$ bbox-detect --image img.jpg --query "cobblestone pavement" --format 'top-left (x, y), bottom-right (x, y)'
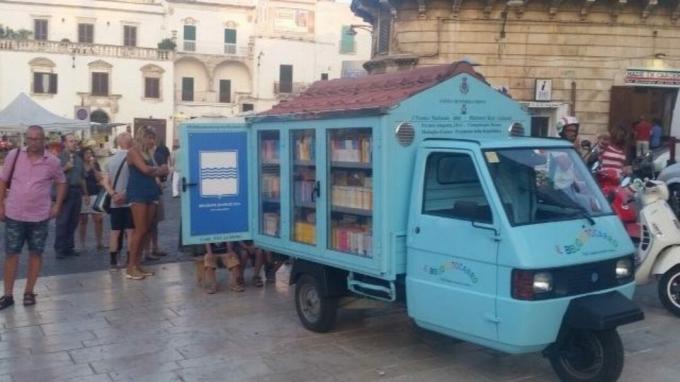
top-left (1, 192), bottom-right (188, 280)
top-left (0, 260), bottom-right (678, 382)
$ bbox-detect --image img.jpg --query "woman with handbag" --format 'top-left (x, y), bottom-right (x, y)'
top-left (78, 147), bottom-right (105, 251)
top-left (125, 127), bottom-right (169, 280)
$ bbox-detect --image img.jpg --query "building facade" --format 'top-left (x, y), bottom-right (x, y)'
top-left (351, 0), bottom-right (680, 139)
top-left (0, 0), bottom-right (174, 149)
top-left (0, 0), bottom-right (371, 149)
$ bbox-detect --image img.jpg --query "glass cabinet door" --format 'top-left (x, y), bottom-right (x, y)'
top-left (291, 130), bottom-right (316, 245)
top-left (328, 128), bottom-right (373, 257)
top-left (259, 131), bottom-right (280, 237)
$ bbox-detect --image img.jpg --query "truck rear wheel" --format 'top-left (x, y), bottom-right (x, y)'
top-left (658, 265), bottom-right (680, 317)
top-left (548, 329), bottom-right (623, 382)
top-left (295, 274), bottom-right (337, 333)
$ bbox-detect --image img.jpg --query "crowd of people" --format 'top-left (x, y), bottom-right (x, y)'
top-left (0, 127), bottom-right (176, 310)
top-left (0, 125), bottom-right (284, 311)
top-left (561, 114), bottom-right (668, 182)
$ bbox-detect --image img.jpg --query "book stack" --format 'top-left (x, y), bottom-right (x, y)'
top-left (294, 222), bottom-right (315, 244)
top-left (295, 134), bottom-right (314, 161)
top-left (330, 135), bottom-right (371, 163)
top-left (262, 174), bottom-right (280, 199)
top-left (294, 180), bottom-right (316, 204)
top-left (263, 213), bottom-right (279, 236)
top-left (331, 224), bottom-right (372, 257)
top-left (261, 139), bottom-right (279, 163)
top-left (332, 186), bottom-right (372, 210)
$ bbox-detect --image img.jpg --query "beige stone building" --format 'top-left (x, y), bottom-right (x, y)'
top-left (351, 0), bottom-right (680, 139)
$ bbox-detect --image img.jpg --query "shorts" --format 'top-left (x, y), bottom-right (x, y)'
top-left (110, 207), bottom-right (135, 231)
top-left (4, 217), bottom-right (49, 255)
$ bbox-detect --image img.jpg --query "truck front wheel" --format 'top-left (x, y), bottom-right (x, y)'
top-left (295, 274), bottom-right (337, 333)
top-left (548, 329), bottom-right (623, 382)
top-left (658, 265), bottom-right (680, 317)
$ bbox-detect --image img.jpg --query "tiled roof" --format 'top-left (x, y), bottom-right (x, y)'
top-left (259, 61), bottom-right (486, 119)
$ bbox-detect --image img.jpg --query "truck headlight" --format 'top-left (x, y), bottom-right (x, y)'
top-left (616, 258), bottom-right (633, 279)
top-left (533, 272), bottom-right (553, 293)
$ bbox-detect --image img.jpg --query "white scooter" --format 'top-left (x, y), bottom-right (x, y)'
top-left (631, 178), bottom-right (680, 317)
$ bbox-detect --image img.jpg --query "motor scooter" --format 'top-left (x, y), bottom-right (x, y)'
top-left (596, 168), bottom-right (639, 239)
top-left (630, 178), bottom-right (680, 317)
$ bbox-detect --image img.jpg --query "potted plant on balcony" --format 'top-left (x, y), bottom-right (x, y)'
top-left (0, 25), bottom-right (32, 40)
top-left (157, 38), bottom-right (176, 51)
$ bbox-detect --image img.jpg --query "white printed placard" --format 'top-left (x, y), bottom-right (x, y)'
top-left (200, 151), bottom-right (238, 198)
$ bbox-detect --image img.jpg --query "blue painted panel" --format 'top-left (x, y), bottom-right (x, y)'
top-left (180, 122), bottom-right (251, 245)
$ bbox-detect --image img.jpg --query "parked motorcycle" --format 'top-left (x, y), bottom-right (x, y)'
top-left (596, 168), bottom-right (640, 239)
top-left (630, 178), bottom-right (680, 317)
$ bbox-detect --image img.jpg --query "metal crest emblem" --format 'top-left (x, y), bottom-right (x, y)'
top-left (460, 77), bottom-right (470, 95)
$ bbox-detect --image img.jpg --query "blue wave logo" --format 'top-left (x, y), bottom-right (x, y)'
top-left (201, 167), bottom-right (238, 180)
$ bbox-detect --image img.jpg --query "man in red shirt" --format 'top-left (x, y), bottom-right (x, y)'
top-left (0, 125), bottom-right (66, 310)
top-left (633, 115), bottom-right (652, 157)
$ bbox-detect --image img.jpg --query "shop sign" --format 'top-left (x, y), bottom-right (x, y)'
top-left (624, 68), bottom-right (680, 87)
top-left (534, 79), bottom-right (552, 101)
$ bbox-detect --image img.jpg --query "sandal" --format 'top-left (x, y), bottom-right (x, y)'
top-left (252, 275), bottom-right (264, 288)
top-left (153, 251), bottom-right (168, 257)
top-left (230, 283), bottom-right (245, 292)
top-left (23, 292), bottom-right (36, 306)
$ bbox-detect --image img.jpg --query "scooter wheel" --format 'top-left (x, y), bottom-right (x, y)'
top-left (548, 328), bottom-right (623, 382)
top-left (658, 265), bottom-right (680, 318)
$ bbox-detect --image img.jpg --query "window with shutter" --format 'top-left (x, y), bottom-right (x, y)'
top-left (219, 80), bottom-right (231, 103)
top-left (123, 26), bottom-right (137, 47)
top-left (34, 19), bottom-right (48, 41)
top-left (145, 77), bottom-right (160, 99)
top-left (183, 25), bottom-right (196, 51)
top-left (224, 28), bottom-right (237, 54)
top-left (339, 26), bottom-right (356, 54)
top-left (279, 65), bottom-right (293, 93)
top-left (78, 24), bottom-right (94, 44)
top-left (92, 72), bottom-right (109, 96)
top-left (182, 77), bottom-right (194, 101)
top-left (33, 72), bottom-right (57, 94)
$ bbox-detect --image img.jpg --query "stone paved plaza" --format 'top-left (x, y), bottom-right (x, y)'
top-left (0, 260), bottom-right (678, 382)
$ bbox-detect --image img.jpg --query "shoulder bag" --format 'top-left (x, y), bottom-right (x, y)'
top-left (5, 148), bottom-right (20, 190)
top-left (93, 158), bottom-right (126, 214)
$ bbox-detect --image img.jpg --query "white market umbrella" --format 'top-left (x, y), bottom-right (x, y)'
top-left (0, 93), bottom-right (90, 132)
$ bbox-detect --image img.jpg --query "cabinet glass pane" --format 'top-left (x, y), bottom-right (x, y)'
top-left (291, 130), bottom-right (316, 245)
top-left (328, 128), bottom-right (372, 257)
top-left (259, 131), bottom-right (280, 237)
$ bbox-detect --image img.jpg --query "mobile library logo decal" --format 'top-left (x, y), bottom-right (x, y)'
top-left (423, 261), bottom-right (479, 284)
top-left (555, 228), bottom-right (619, 255)
top-left (199, 151), bottom-right (239, 198)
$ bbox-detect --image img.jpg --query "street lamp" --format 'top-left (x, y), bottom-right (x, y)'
top-left (347, 24), bottom-right (373, 36)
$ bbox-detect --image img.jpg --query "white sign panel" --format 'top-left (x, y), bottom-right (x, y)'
top-left (534, 79), bottom-right (552, 101)
top-left (625, 68), bottom-right (680, 87)
top-left (273, 8), bottom-right (314, 34)
top-left (199, 151), bottom-right (238, 198)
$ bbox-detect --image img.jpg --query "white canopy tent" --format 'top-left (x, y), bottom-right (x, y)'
top-left (0, 93), bottom-right (90, 132)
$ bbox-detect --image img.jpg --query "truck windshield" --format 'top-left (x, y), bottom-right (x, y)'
top-left (484, 148), bottom-right (612, 226)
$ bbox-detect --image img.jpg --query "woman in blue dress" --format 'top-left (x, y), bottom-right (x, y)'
top-left (125, 127), bottom-right (169, 280)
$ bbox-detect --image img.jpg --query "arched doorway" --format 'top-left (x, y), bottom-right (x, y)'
top-left (90, 109), bottom-right (111, 148)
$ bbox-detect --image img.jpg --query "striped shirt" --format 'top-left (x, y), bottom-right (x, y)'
top-left (600, 144), bottom-right (626, 178)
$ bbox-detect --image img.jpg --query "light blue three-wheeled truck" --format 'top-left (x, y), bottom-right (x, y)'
top-left (180, 62), bottom-right (643, 381)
